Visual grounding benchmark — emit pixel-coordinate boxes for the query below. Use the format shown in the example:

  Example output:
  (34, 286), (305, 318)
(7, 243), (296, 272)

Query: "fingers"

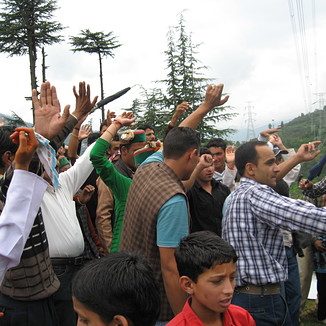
(32, 89), (40, 110)
(10, 128), (38, 150)
(219, 95), (229, 106)
(62, 105), (71, 121)
(73, 85), (78, 98)
(90, 96), (98, 108)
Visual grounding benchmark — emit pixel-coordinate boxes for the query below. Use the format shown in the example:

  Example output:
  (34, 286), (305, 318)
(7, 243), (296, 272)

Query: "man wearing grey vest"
(120, 127), (200, 325)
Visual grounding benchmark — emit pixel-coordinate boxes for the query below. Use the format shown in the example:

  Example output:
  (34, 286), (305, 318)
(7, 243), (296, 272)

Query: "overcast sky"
(1, 0), (326, 140)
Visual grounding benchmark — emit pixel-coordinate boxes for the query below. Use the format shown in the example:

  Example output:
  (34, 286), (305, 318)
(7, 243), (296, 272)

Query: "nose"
(223, 278), (235, 295)
(273, 163), (280, 173)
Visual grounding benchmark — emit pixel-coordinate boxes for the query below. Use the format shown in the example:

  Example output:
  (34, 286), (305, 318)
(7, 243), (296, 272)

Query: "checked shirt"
(222, 177), (326, 287)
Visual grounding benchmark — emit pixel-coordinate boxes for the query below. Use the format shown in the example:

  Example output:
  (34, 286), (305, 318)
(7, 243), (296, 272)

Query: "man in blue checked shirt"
(222, 140), (326, 326)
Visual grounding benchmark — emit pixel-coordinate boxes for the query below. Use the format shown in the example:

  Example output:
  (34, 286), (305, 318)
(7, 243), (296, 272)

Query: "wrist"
(113, 119), (123, 128)
(76, 196), (86, 206)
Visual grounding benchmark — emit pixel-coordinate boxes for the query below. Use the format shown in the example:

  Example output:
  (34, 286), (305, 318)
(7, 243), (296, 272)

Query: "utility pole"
(244, 102), (256, 141)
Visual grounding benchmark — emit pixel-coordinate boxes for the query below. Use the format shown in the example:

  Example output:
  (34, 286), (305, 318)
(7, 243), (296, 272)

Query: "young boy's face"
(190, 261), (236, 317)
(72, 296), (111, 326)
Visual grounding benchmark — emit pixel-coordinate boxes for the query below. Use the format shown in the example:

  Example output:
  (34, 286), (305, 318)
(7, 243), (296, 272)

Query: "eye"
(78, 317), (89, 325)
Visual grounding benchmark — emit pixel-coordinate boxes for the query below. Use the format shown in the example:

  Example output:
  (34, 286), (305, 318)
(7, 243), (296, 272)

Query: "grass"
(301, 299), (324, 325)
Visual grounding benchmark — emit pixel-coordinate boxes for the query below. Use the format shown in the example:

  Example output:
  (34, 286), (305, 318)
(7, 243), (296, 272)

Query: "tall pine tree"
(134, 13), (236, 141)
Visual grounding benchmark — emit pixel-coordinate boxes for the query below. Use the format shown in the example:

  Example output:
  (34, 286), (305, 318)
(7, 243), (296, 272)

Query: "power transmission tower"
(244, 102), (256, 141)
(313, 92), (326, 140)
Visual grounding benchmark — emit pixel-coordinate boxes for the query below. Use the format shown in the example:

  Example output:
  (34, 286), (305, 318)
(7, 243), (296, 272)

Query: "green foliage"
(0, 0), (64, 93)
(0, 0), (64, 56)
(69, 29), (121, 58)
(131, 12), (236, 141)
(5, 111), (26, 126)
(279, 107), (326, 181)
(70, 29), (122, 120)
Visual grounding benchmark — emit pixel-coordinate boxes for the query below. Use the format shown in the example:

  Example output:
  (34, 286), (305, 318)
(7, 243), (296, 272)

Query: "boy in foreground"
(72, 252), (160, 326)
(167, 231), (255, 326)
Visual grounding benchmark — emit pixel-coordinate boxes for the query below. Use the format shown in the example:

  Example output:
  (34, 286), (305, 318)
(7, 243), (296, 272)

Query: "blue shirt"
(222, 177), (326, 286)
(156, 194), (188, 247)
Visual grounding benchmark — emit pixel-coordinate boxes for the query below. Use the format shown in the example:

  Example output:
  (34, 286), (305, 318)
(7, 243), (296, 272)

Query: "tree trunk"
(27, 36), (37, 124)
(42, 47), (47, 83)
(98, 51), (105, 121)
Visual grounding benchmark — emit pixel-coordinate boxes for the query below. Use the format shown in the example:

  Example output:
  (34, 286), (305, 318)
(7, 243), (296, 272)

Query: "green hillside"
(274, 107), (326, 198)
(278, 107), (326, 182)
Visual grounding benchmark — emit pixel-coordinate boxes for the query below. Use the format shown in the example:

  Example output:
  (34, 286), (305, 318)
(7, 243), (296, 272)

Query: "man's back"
(120, 161), (188, 321)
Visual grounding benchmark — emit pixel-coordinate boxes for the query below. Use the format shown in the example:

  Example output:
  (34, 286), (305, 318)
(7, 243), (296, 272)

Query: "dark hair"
(163, 127), (200, 159)
(235, 140), (267, 176)
(206, 138), (226, 151)
(199, 147), (211, 156)
(137, 124), (154, 131)
(0, 126), (18, 168)
(100, 121), (107, 132)
(72, 252), (160, 326)
(87, 132), (101, 146)
(175, 231), (237, 282)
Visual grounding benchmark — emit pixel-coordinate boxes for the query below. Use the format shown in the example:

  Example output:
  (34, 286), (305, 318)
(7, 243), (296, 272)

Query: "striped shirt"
(222, 177), (326, 287)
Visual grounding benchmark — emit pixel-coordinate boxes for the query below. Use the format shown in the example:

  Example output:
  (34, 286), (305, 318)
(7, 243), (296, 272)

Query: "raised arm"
(51, 81), (98, 150)
(33, 81), (70, 140)
(277, 141), (321, 181)
(169, 101), (190, 128)
(179, 84), (229, 129)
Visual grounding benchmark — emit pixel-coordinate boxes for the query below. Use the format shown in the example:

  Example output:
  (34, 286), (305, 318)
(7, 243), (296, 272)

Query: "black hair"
(72, 252), (160, 326)
(199, 147), (211, 156)
(109, 134), (120, 148)
(100, 121), (107, 132)
(0, 126), (18, 168)
(175, 231), (237, 282)
(87, 132), (101, 146)
(137, 124), (154, 131)
(235, 140), (267, 176)
(206, 138), (227, 151)
(163, 127), (200, 159)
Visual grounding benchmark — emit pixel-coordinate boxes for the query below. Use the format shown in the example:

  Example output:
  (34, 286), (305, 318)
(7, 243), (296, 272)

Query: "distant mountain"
(227, 107), (326, 183)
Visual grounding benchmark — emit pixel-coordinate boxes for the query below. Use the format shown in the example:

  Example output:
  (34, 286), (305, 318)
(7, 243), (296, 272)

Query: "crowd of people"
(0, 80), (325, 326)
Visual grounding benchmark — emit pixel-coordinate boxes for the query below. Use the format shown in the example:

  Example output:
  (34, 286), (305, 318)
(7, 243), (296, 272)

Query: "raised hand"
(113, 112), (136, 128)
(0, 117), (5, 127)
(9, 127), (38, 171)
(296, 141), (321, 162)
(225, 145), (236, 167)
(78, 124), (92, 141)
(260, 126), (281, 138)
(33, 82), (70, 140)
(204, 84), (229, 108)
(106, 111), (116, 126)
(197, 154), (213, 171)
(72, 82), (98, 121)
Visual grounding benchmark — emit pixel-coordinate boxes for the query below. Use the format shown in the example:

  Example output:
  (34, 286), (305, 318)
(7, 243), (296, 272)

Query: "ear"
(245, 162), (256, 176)
(120, 145), (128, 156)
(179, 276), (195, 295)
(188, 148), (198, 160)
(111, 315), (129, 326)
(1, 151), (14, 167)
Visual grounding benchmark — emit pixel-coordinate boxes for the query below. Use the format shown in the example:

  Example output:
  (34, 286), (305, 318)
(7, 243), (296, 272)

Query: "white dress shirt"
(0, 170), (48, 284)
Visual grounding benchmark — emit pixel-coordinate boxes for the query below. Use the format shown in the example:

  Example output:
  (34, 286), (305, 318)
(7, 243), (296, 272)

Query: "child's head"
(72, 252), (160, 326)
(175, 231), (238, 316)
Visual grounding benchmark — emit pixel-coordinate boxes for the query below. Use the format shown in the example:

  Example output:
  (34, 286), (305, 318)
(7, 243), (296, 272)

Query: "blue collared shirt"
(222, 177), (326, 287)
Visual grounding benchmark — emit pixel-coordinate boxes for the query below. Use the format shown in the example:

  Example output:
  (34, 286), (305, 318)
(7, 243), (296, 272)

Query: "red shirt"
(167, 298), (255, 326)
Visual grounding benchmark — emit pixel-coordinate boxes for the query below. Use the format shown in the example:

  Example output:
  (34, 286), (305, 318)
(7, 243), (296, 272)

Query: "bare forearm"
(161, 267), (187, 315)
(179, 102), (211, 129)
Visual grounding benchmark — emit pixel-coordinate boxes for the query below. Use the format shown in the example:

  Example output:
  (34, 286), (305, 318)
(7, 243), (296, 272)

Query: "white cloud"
(1, 0), (326, 139)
